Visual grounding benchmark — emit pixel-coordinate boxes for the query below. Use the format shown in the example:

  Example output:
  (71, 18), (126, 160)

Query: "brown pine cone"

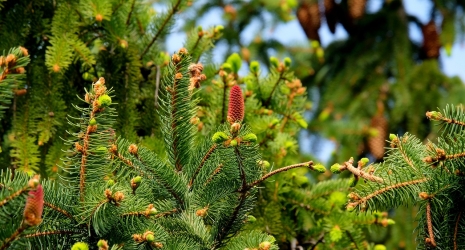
(421, 20), (441, 59)
(297, 1), (321, 42)
(348, 0), (366, 20)
(367, 115), (388, 160)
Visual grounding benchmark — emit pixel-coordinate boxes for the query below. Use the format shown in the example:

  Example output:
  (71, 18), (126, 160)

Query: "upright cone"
(227, 85), (245, 123)
(23, 185), (44, 226)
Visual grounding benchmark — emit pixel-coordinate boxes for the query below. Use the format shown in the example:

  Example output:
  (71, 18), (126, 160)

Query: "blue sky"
(166, 0), (465, 81)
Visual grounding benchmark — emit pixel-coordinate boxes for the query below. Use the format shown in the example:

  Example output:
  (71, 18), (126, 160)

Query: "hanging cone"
(324, 0), (337, 34)
(348, 0), (366, 20)
(367, 115), (388, 160)
(421, 20), (441, 59)
(297, 1), (321, 42)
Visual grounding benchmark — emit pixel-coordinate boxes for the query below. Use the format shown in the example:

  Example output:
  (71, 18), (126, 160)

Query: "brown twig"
(341, 158), (383, 183)
(246, 161), (314, 189)
(140, 0), (182, 58)
(23, 230), (78, 238)
(188, 144), (217, 189)
(0, 185), (29, 208)
(425, 201), (437, 247)
(44, 201), (75, 222)
(0, 223), (29, 250)
(155, 208), (178, 218)
(348, 178), (428, 207)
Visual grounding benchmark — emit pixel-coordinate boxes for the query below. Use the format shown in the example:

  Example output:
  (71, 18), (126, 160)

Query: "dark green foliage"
(344, 105), (465, 249)
(0, 49), (315, 249)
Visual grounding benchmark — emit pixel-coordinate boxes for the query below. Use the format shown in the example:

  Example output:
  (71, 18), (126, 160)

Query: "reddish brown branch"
(348, 178), (428, 208)
(44, 201), (75, 221)
(23, 230), (78, 238)
(0, 223), (28, 250)
(425, 201), (437, 247)
(341, 158), (383, 183)
(0, 185), (28, 208)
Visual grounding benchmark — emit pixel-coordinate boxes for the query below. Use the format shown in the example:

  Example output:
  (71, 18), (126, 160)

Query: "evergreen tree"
(0, 48), (325, 249)
(333, 104), (465, 249)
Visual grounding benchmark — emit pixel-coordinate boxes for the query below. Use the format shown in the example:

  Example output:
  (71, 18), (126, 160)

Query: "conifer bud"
(212, 131), (229, 143)
(389, 133), (397, 140)
(23, 184), (44, 226)
(28, 175), (40, 188)
(143, 231), (155, 242)
(258, 160), (271, 169)
(146, 204), (158, 216)
(129, 144), (138, 155)
(19, 46), (29, 56)
(249, 61), (260, 73)
(89, 118), (97, 125)
(270, 57), (279, 68)
(230, 123), (241, 133)
(312, 163), (326, 173)
(221, 63), (233, 74)
(258, 241), (271, 250)
(329, 225), (342, 242)
(107, 179), (115, 187)
(52, 64), (60, 72)
(196, 207), (208, 217)
(95, 14), (103, 22)
(242, 133), (257, 142)
(230, 139), (238, 147)
(97, 239), (109, 250)
(426, 111), (442, 120)
(119, 40), (128, 49)
(226, 53), (242, 73)
(346, 203), (356, 212)
(330, 163), (343, 173)
(71, 242), (89, 250)
(131, 176), (142, 191)
(214, 25), (224, 33)
(178, 47), (188, 55)
(247, 215), (256, 222)
(98, 94), (112, 107)
(227, 85), (245, 123)
(114, 191), (124, 202)
(374, 245), (387, 250)
(283, 57), (292, 67)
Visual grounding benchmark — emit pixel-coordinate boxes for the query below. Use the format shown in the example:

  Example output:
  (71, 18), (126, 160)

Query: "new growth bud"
(71, 242), (89, 250)
(242, 133), (257, 142)
(330, 163), (343, 174)
(98, 94), (112, 107)
(312, 163), (326, 173)
(212, 132), (229, 143)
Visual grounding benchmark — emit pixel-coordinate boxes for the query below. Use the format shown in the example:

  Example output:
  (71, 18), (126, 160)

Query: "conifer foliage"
(332, 105), (465, 249)
(0, 48), (320, 249)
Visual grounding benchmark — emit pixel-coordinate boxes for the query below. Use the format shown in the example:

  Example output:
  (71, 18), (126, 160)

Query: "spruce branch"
(426, 110), (465, 127)
(188, 144), (217, 189)
(140, 0), (182, 58)
(44, 201), (76, 222)
(348, 178), (428, 209)
(23, 230), (79, 238)
(0, 185), (29, 208)
(0, 223), (29, 250)
(338, 158), (383, 183)
(246, 161), (314, 189)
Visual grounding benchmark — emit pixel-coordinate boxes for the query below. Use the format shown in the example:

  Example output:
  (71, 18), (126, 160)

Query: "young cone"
(348, 0), (366, 20)
(23, 185), (44, 226)
(227, 85), (245, 123)
(421, 20), (441, 59)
